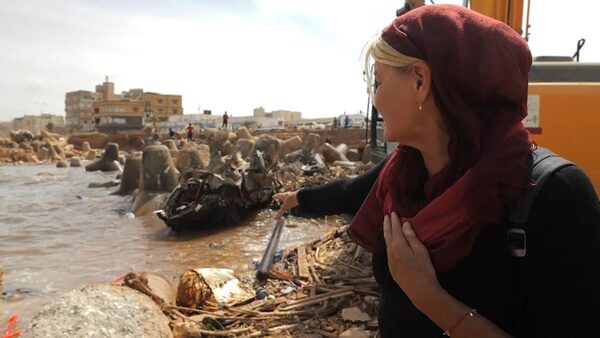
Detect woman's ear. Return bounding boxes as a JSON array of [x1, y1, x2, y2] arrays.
[[411, 62, 431, 103]]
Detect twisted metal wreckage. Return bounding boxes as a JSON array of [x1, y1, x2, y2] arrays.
[[156, 149, 283, 232]]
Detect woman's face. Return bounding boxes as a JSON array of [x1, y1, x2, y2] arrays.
[[373, 62, 423, 146]]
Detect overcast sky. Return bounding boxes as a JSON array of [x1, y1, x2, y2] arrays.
[[0, 0, 598, 121]]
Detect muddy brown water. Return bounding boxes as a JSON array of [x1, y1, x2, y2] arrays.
[[0, 163, 343, 324]]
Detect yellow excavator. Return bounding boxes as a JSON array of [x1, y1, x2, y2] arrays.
[[371, 0, 600, 191]]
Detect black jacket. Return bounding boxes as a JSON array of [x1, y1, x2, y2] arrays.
[[296, 159, 600, 337]]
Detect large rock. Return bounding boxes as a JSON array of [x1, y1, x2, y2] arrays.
[[132, 145, 179, 214], [236, 138, 255, 159], [86, 150, 97, 161], [113, 157, 141, 195], [81, 141, 91, 152], [47, 144, 63, 161], [213, 129, 229, 143], [37, 147, 49, 161], [335, 143, 349, 156], [70, 157, 82, 167], [253, 134, 281, 164], [22, 284, 172, 338], [303, 133, 321, 152], [236, 126, 252, 139], [321, 142, 349, 163], [86, 143, 120, 172], [161, 139, 177, 151], [280, 136, 303, 156], [175, 144, 207, 174]]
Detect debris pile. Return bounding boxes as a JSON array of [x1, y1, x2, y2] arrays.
[[122, 227, 379, 337]]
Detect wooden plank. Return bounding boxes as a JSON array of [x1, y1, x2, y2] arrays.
[[296, 245, 310, 280]]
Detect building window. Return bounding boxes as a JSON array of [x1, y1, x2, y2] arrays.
[[172, 99, 178, 105], [172, 109, 177, 114], [94, 108, 99, 113], [133, 107, 138, 112], [157, 99, 163, 104]]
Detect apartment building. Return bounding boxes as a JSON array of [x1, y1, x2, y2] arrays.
[[65, 90, 102, 131], [65, 77, 183, 132], [253, 106, 301, 126], [12, 114, 65, 132], [141, 92, 183, 122]]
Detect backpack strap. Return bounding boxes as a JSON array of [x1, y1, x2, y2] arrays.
[[507, 147, 574, 257]]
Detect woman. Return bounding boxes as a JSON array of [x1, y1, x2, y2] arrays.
[[273, 5, 600, 337]]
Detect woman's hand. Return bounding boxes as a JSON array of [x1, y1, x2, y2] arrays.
[[383, 212, 441, 309], [272, 190, 299, 219]]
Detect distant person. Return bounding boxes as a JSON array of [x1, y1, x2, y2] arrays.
[[151, 128, 160, 142], [222, 111, 229, 128], [186, 123, 194, 142], [168, 128, 175, 139], [332, 117, 338, 129], [344, 115, 349, 129]]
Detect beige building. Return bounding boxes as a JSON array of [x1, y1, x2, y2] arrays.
[[142, 92, 183, 122], [65, 90, 102, 131], [253, 106, 301, 126], [12, 114, 65, 133], [66, 77, 183, 132], [94, 100, 145, 131]]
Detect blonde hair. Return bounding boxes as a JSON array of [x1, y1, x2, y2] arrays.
[[363, 33, 423, 100]]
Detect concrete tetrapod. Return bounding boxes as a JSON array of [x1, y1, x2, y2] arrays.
[[113, 157, 141, 195], [85, 142, 120, 172], [132, 145, 179, 215]]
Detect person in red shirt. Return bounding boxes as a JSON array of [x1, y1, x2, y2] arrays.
[[222, 111, 229, 128], [186, 123, 194, 142]]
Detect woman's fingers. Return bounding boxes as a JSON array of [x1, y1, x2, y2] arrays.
[[272, 191, 298, 219], [401, 220, 427, 255], [383, 214, 392, 244], [385, 212, 409, 250]]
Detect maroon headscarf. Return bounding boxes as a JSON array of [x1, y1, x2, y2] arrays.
[[348, 5, 532, 273]]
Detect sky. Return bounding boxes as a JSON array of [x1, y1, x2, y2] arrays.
[[0, 0, 598, 121]]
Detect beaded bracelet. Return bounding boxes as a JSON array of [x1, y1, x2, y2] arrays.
[[443, 308, 478, 337]]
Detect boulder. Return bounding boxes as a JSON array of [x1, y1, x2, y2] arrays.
[[81, 141, 91, 152], [37, 147, 49, 161], [280, 136, 303, 156], [175, 144, 207, 174], [321, 143, 349, 163], [236, 138, 255, 159], [162, 139, 177, 151], [47, 145, 63, 161], [56, 161, 68, 168], [221, 141, 234, 156], [86, 150, 97, 161], [253, 134, 282, 164], [52, 144, 65, 159], [70, 157, 82, 167], [85, 143, 120, 172], [236, 126, 252, 140], [346, 149, 361, 162], [335, 143, 349, 156], [213, 129, 229, 143], [21, 284, 172, 338]]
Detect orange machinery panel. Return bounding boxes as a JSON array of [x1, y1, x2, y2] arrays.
[[527, 83, 600, 193]]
